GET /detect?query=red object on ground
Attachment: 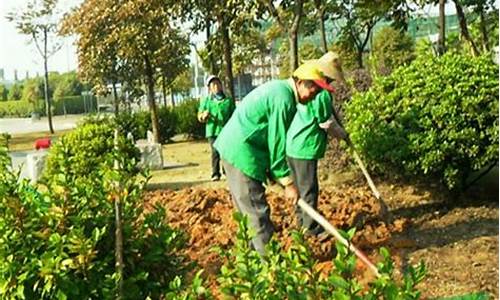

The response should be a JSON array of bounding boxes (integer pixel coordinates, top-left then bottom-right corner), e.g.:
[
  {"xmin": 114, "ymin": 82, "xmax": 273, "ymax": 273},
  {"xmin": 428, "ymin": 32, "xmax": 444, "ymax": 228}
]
[{"xmin": 34, "ymin": 138, "xmax": 51, "ymax": 150}]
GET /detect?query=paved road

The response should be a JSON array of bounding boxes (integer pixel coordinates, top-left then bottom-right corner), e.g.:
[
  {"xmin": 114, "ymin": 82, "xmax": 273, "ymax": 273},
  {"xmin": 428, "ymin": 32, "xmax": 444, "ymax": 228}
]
[{"xmin": 0, "ymin": 115, "xmax": 84, "ymax": 134}]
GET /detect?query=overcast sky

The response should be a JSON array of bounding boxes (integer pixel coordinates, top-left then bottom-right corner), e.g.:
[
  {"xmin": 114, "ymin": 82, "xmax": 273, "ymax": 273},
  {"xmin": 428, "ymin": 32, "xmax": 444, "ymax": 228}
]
[{"xmin": 0, "ymin": 0, "xmax": 494, "ymax": 81}]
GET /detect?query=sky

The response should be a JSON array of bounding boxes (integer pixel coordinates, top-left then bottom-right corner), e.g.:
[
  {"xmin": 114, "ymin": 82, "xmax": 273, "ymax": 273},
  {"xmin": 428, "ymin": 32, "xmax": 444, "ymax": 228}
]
[{"xmin": 0, "ymin": 0, "xmax": 494, "ymax": 82}]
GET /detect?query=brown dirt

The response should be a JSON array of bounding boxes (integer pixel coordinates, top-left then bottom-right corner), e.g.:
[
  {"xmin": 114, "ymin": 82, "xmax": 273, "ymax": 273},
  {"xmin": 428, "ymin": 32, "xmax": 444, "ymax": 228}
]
[
  {"xmin": 143, "ymin": 186, "xmax": 408, "ymax": 296},
  {"xmin": 145, "ymin": 138, "xmax": 499, "ymax": 299}
]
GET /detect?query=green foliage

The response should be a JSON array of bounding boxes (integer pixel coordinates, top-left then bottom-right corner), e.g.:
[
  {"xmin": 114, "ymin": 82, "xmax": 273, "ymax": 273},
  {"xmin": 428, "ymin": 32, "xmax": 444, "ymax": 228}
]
[
  {"xmin": 43, "ymin": 117, "xmax": 141, "ymax": 186},
  {"xmin": 116, "ymin": 99, "xmax": 206, "ymax": 141},
  {"xmin": 440, "ymin": 292, "xmax": 490, "ymax": 300},
  {"xmin": 0, "ymin": 84, "xmax": 8, "ymax": 101},
  {"xmin": 345, "ymin": 53, "xmax": 499, "ymax": 189},
  {"xmin": 0, "ymin": 100, "xmax": 43, "ymax": 117},
  {"xmin": 53, "ymin": 72, "xmax": 84, "ymax": 100},
  {"xmin": 173, "ymin": 100, "xmax": 204, "ymax": 139},
  {"xmin": 114, "ymin": 111, "xmax": 150, "ymax": 141},
  {"xmin": 0, "ymin": 133, "xmax": 11, "ymax": 149},
  {"xmin": 278, "ymin": 40, "xmax": 324, "ymax": 78},
  {"xmin": 8, "ymin": 83, "xmax": 23, "ymax": 100},
  {"xmin": 115, "ymin": 107, "xmax": 177, "ymax": 143},
  {"xmin": 0, "ymin": 129, "xmax": 194, "ymax": 299},
  {"xmin": 331, "ymin": 41, "xmax": 359, "ymax": 72},
  {"xmin": 22, "ymin": 78, "xmax": 44, "ymax": 103},
  {"xmin": 52, "ymin": 96, "xmax": 97, "ymax": 115},
  {"xmin": 216, "ymin": 213, "xmax": 426, "ymax": 299},
  {"xmin": 370, "ymin": 26, "xmax": 415, "ymax": 75}
]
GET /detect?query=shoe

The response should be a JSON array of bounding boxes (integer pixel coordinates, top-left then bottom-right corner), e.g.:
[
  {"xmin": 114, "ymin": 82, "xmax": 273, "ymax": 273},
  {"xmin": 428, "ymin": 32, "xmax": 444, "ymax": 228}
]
[{"xmin": 211, "ymin": 175, "xmax": 220, "ymax": 182}]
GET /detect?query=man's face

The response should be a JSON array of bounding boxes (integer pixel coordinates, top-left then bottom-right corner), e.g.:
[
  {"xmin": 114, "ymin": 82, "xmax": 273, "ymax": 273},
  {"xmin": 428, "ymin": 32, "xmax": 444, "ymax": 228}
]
[
  {"xmin": 209, "ymin": 80, "xmax": 222, "ymax": 94},
  {"xmin": 296, "ymin": 80, "xmax": 321, "ymax": 104}
]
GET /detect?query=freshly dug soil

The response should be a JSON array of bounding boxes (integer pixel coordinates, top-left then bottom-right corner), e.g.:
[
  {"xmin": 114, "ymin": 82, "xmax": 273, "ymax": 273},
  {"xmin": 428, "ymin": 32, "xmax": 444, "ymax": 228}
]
[{"xmin": 143, "ymin": 186, "xmax": 408, "ymax": 295}]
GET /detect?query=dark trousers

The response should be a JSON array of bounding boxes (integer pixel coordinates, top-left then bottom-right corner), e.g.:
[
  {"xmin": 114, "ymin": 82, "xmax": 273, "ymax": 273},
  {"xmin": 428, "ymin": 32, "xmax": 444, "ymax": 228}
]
[
  {"xmin": 222, "ymin": 160, "xmax": 273, "ymax": 255},
  {"xmin": 287, "ymin": 156, "xmax": 322, "ymax": 234},
  {"xmin": 208, "ymin": 137, "xmax": 221, "ymax": 178}
]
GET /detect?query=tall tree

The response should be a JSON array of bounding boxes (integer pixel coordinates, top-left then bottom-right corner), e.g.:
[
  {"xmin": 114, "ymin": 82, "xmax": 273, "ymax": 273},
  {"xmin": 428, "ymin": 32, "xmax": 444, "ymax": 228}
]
[
  {"xmin": 64, "ymin": 0, "xmax": 190, "ymax": 142},
  {"xmin": 313, "ymin": 0, "xmax": 340, "ymax": 53},
  {"xmin": 7, "ymin": 0, "xmax": 62, "ymax": 133},
  {"xmin": 335, "ymin": 0, "xmax": 389, "ymax": 68},
  {"xmin": 61, "ymin": 0, "xmax": 126, "ymax": 115},
  {"xmin": 259, "ymin": 0, "xmax": 306, "ymax": 73},
  {"xmin": 452, "ymin": 0, "xmax": 481, "ymax": 56},
  {"xmin": 175, "ymin": 0, "xmax": 250, "ymax": 99},
  {"xmin": 438, "ymin": 0, "xmax": 446, "ymax": 55}
]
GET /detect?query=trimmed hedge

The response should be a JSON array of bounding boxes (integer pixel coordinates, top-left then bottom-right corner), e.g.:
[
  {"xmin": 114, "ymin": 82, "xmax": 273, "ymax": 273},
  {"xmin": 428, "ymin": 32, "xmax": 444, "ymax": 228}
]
[
  {"xmin": 115, "ymin": 99, "xmax": 204, "ymax": 143},
  {"xmin": 53, "ymin": 95, "xmax": 97, "ymax": 115},
  {"xmin": 0, "ymin": 100, "xmax": 42, "ymax": 118},
  {"xmin": 0, "ymin": 96, "xmax": 96, "ymax": 118},
  {"xmin": 345, "ymin": 53, "xmax": 499, "ymax": 190}
]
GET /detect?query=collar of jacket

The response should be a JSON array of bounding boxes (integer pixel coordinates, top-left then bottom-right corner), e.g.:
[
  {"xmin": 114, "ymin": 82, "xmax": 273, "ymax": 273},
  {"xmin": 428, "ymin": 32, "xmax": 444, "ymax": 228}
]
[{"xmin": 287, "ymin": 78, "xmax": 299, "ymax": 103}]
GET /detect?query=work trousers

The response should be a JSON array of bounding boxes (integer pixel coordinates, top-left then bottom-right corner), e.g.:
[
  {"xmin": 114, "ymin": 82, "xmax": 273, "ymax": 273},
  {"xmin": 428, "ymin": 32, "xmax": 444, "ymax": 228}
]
[
  {"xmin": 222, "ymin": 160, "xmax": 273, "ymax": 255},
  {"xmin": 287, "ymin": 156, "xmax": 322, "ymax": 235},
  {"xmin": 208, "ymin": 137, "xmax": 221, "ymax": 178}
]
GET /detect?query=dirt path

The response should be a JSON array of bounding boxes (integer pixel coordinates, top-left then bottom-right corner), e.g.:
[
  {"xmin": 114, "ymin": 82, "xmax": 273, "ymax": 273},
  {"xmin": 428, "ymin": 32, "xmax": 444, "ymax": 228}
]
[{"xmin": 147, "ymin": 138, "xmax": 499, "ymax": 299}]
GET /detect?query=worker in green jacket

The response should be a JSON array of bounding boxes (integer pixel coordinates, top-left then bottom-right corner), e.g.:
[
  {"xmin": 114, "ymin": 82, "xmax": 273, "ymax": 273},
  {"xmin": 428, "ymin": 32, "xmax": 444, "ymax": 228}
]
[
  {"xmin": 198, "ymin": 75, "xmax": 235, "ymax": 181},
  {"xmin": 214, "ymin": 62, "xmax": 334, "ymax": 255},
  {"xmin": 286, "ymin": 52, "xmax": 348, "ymax": 237}
]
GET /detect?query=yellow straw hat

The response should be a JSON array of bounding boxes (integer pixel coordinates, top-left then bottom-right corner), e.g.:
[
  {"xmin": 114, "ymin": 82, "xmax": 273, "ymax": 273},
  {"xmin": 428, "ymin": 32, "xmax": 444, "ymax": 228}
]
[
  {"xmin": 293, "ymin": 62, "xmax": 335, "ymax": 92},
  {"xmin": 304, "ymin": 51, "xmax": 343, "ymax": 81}
]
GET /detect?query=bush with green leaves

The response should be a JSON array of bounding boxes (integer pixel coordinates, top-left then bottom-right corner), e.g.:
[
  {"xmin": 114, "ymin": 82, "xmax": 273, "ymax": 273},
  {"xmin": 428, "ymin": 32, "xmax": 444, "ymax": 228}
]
[
  {"xmin": 43, "ymin": 116, "xmax": 141, "ymax": 186},
  {"xmin": 0, "ymin": 141, "xmax": 196, "ymax": 299},
  {"xmin": 172, "ymin": 99, "xmax": 205, "ymax": 139},
  {"xmin": 215, "ymin": 213, "xmax": 426, "ymax": 299},
  {"xmin": 52, "ymin": 96, "xmax": 97, "ymax": 115},
  {"xmin": 345, "ymin": 52, "xmax": 499, "ymax": 189},
  {"xmin": 370, "ymin": 26, "xmax": 415, "ymax": 76},
  {"xmin": 115, "ymin": 107, "xmax": 177, "ymax": 143},
  {"xmin": 0, "ymin": 100, "xmax": 44, "ymax": 117}
]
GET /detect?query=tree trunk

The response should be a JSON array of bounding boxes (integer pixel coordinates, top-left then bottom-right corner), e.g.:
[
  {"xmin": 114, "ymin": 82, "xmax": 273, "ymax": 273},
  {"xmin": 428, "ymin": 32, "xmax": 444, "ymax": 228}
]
[
  {"xmin": 112, "ymin": 82, "xmax": 119, "ymax": 115},
  {"xmin": 453, "ymin": 0, "xmax": 480, "ymax": 56},
  {"xmin": 144, "ymin": 56, "xmax": 160, "ymax": 143},
  {"xmin": 206, "ymin": 17, "xmax": 217, "ymax": 75},
  {"xmin": 113, "ymin": 129, "xmax": 124, "ymax": 300},
  {"xmin": 479, "ymin": 6, "xmax": 490, "ymax": 51},
  {"xmin": 289, "ymin": 0, "xmax": 304, "ymax": 73},
  {"xmin": 161, "ymin": 74, "xmax": 167, "ymax": 107},
  {"xmin": 170, "ymin": 88, "xmax": 175, "ymax": 107},
  {"xmin": 437, "ymin": 0, "xmax": 446, "ymax": 55},
  {"xmin": 220, "ymin": 20, "xmax": 235, "ymax": 99},
  {"xmin": 318, "ymin": 8, "xmax": 328, "ymax": 53},
  {"xmin": 43, "ymin": 27, "xmax": 54, "ymax": 134}
]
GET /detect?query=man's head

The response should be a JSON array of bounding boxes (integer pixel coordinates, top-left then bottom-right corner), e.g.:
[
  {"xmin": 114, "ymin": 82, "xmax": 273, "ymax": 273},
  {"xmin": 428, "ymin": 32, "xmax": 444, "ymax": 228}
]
[
  {"xmin": 206, "ymin": 75, "xmax": 223, "ymax": 95},
  {"xmin": 292, "ymin": 63, "xmax": 334, "ymax": 104}
]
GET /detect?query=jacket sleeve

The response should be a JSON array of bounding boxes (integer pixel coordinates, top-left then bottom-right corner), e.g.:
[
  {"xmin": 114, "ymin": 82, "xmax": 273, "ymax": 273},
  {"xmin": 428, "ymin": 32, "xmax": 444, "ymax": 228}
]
[
  {"xmin": 198, "ymin": 97, "xmax": 207, "ymax": 113},
  {"xmin": 268, "ymin": 97, "xmax": 294, "ymax": 184},
  {"xmin": 313, "ymin": 91, "xmax": 334, "ymax": 123}
]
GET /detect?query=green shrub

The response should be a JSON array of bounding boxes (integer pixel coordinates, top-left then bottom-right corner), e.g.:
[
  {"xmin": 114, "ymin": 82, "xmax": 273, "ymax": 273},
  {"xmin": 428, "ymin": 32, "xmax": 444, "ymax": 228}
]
[
  {"xmin": 173, "ymin": 99, "xmax": 204, "ymax": 139},
  {"xmin": 115, "ymin": 108, "xmax": 176, "ymax": 143},
  {"xmin": 157, "ymin": 106, "xmax": 178, "ymax": 142},
  {"xmin": 52, "ymin": 95, "xmax": 97, "ymax": 115},
  {"xmin": 370, "ymin": 26, "xmax": 415, "ymax": 75},
  {"xmin": 0, "ymin": 100, "xmax": 43, "ymax": 117},
  {"xmin": 0, "ymin": 134, "xmax": 195, "ymax": 299},
  {"xmin": 43, "ymin": 117, "xmax": 140, "ymax": 186},
  {"xmin": 216, "ymin": 213, "xmax": 426, "ymax": 299},
  {"xmin": 345, "ymin": 53, "xmax": 499, "ymax": 189}
]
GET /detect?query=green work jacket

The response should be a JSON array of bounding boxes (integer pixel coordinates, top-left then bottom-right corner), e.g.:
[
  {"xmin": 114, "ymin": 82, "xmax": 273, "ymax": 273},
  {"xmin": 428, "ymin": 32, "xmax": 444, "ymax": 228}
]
[
  {"xmin": 198, "ymin": 94, "xmax": 235, "ymax": 138},
  {"xmin": 214, "ymin": 79, "xmax": 297, "ymax": 183},
  {"xmin": 286, "ymin": 90, "xmax": 334, "ymax": 160}
]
